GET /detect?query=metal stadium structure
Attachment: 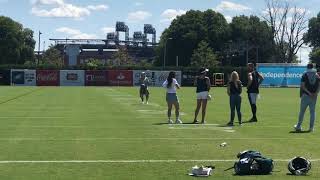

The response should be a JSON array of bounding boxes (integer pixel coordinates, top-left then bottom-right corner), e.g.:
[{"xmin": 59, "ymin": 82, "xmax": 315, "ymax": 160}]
[{"xmin": 50, "ymin": 22, "xmax": 157, "ymax": 66}]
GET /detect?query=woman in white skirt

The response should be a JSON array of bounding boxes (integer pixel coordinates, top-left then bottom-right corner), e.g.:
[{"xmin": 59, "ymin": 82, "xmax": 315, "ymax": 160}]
[{"xmin": 162, "ymin": 71, "xmax": 182, "ymax": 124}]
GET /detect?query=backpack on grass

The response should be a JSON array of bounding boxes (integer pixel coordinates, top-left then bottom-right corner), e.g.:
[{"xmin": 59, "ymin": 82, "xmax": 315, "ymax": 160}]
[{"xmin": 234, "ymin": 150, "xmax": 274, "ymax": 175}]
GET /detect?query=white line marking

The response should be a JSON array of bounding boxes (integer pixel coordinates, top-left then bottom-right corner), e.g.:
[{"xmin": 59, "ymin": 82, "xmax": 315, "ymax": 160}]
[
  {"xmin": 0, "ymin": 137, "xmax": 314, "ymax": 141},
  {"xmin": 0, "ymin": 159, "xmax": 318, "ymax": 164},
  {"xmin": 0, "ymin": 117, "xmax": 64, "ymax": 119}
]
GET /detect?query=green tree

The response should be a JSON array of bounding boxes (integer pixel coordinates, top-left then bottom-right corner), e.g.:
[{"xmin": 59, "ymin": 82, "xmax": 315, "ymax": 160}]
[
  {"xmin": 110, "ymin": 46, "xmax": 134, "ymax": 66},
  {"xmin": 309, "ymin": 48, "xmax": 320, "ymax": 66},
  {"xmin": 156, "ymin": 10, "xmax": 229, "ymax": 67},
  {"xmin": 0, "ymin": 16, "xmax": 35, "ymax": 64},
  {"xmin": 42, "ymin": 45, "xmax": 64, "ymax": 67},
  {"xmin": 228, "ymin": 15, "xmax": 274, "ymax": 65},
  {"xmin": 305, "ymin": 13, "xmax": 320, "ymax": 48},
  {"xmin": 191, "ymin": 41, "xmax": 219, "ymax": 67}
]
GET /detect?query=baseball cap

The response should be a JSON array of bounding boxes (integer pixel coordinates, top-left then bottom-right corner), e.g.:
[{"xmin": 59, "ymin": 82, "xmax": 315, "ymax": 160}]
[{"xmin": 199, "ymin": 68, "xmax": 209, "ymax": 74}]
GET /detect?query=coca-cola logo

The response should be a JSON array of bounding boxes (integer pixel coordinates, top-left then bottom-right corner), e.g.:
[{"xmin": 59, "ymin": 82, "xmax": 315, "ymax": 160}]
[
  {"xmin": 37, "ymin": 73, "xmax": 58, "ymax": 81},
  {"xmin": 67, "ymin": 73, "xmax": 78, "ymax": 81}
]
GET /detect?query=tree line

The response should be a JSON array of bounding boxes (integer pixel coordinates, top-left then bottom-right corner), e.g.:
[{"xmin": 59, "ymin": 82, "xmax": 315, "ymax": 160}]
[{"xmin": 1, "ymin": 0, "xmax": 320, "ymax": 67}]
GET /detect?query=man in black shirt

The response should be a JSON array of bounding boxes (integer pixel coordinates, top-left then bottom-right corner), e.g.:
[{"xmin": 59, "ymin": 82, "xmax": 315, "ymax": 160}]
[
  {"xmin": 247, "ymin": 63, "xmax": 264, "ymax": 122},
  {"xmin": 294, "ymin": 63, "xmax": 320, "ymax": 132}
]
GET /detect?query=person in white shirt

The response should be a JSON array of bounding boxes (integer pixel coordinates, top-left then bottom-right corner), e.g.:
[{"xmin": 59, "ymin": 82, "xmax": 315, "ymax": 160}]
[{"xmin": 162, "ymin": 71, "xmax": 182, "ymax": 124}]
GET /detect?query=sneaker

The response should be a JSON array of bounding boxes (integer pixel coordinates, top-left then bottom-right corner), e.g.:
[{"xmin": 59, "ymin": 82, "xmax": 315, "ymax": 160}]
[
  {"xmin": 168, "ymin": 119, "xmax": 173, "ymax": 124},
  {"xmin": 175, "ymin": 119, "xmax": 183, "ymax": 124},
  {"xmin": 201, "ymin": 121, "xmax": 206, "ymax": 124},
  {"xmin": 146, "ymin": 101, "xmax": 149, "ymax": 105},
  {"xmin": 294, "ymin": 125, "xmax": 302, "ymax": 132},
  {"xmin": 239, "ymin": 121, "xmax": 242, "ymax": 126},
  {"xmin": 193, "ymin": 120, "xmax": 199, "ymax": 124},
  {"xmin": 141, "ymin": 101, "xmax": 144, "ymax": 104},
  {"xmin": 227, "ymin": 122, "xmax": 234, "ymax": 126},
  {"xmin": 308, "ymin": 128, "xmax": 314, "ymax": 132},
  {"xmin": 249, "ymin": 117, "xmax": 257, "ymax": 122}
]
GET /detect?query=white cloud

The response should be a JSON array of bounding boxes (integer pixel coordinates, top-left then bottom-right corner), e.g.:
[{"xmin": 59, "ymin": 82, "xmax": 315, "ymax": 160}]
[
  {"xmin": 101, "ymin": 27, "xmax": 115, "ymax": 34},
  {"xmin": 127, "ymin": 11, "xmax": 152, "ymax": 22},
  {"xmin": 87, "ymin": 5, "xmax": 108, "ymax": 11},
  {"xmin": 31, "ymin": 5, "xmax": 90, "ymax": 18},
  {"xmin": 225, "ymin": 15, "xmax": 233, "ymax": 23},
  {"xmin": 31, "ymin": 0, "xmax": 108, "ymax": 19},
  {"xmin": 32, "ymin": 0, "xmax": 64, "ymax": 6},
  {"xmin": 161, "ymin": 9, "xmax": 186, "ymax": 23},
  {"xmin": 214, "ymin": 1, "xmax": 251, "ymax": 12},
  {"xmin": 56, "ymin": 27, "xmax": 97, "ymax": 39},
  {"xmin": 134, "ymin": 2, "xmax": 143, "ymax": 6}
]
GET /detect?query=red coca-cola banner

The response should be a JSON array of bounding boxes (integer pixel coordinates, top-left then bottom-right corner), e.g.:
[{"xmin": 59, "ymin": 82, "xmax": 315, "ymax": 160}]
[
  {"xmin": 85, "ymin": 70, "xmax": 108, "ymax": 86},
  {"xmin": 36, "ymin": 70, "xmax": 60, "ymax": 86},
  {"xmin": 107, "ymin": 70, "xmax": 133, "ymax": 86}
]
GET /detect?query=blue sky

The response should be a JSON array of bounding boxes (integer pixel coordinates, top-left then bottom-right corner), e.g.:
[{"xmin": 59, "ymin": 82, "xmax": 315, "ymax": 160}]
[{"xmin": 0, "ymin": 0, "xmax": 319, "ymax": 64}]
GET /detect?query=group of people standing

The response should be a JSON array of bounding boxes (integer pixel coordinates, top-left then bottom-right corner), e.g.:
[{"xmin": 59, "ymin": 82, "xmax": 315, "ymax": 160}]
[{"xmin": 138, "ymin": 62, "xmax": 319, "ymax": 132}]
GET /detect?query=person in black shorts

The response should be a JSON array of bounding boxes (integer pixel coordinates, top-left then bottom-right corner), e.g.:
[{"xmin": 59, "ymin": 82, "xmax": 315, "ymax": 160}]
[
  {"xmin": 247, "ymin": 63, "xmax": 264, "ymax": 122},
  {"xmin": 193, "ymin": 68, "xmax": 211, "ymax": 124},
  {"xmin": 139, "ymin": 72, "xmax": 150, "ymax": 104}
]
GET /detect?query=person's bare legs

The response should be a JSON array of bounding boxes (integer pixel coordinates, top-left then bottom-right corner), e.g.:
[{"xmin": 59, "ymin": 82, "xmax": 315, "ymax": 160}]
[
  {"xmin": 173, "ymin": 102, "xmax": 180, "ymax": 119},
  {"xmin": 194, "ymin": 99, "xmax": 202, "ymax": 123},
  {"xmin": 167, "ymin": 102, "xmax": 173, "ymax": 124},
  {"xmin": 201, "ymin": 99, "xmax": 208, "ymax": 123}
]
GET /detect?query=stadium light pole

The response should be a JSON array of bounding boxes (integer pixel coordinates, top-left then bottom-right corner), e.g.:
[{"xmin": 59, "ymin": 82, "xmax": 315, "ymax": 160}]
[
  {"xmin": 163, "ymin": 37, "xmax": 173, "ymax": 69},
  {"xmin": 37, "ymin": 31, "xmax": 42, "ymax": 66}
]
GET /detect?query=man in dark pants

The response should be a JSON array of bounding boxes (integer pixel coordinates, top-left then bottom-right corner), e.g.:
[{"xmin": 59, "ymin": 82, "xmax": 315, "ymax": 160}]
[
  {"xmin": 247, "ymin": 63, "xmax": 264, "ymax": 122},
  {"xmin": 294, "ymin": 63, "xmax": 320, "ymax": 132}
]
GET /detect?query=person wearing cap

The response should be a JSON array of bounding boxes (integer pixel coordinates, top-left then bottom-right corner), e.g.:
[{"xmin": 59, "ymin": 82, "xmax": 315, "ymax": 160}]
[
  {"xmin": 247, "ymin": 62, "xmax": 264, "ymax": 122},
  {"xmin": 294, "ymin": 63, "xmax": 320, "ymax": 132},
  {"xmin": 139, "ymin": 72, "xmax": 150, "ymax": 104},
  {"xmin": 193, "ymin": 68, "xmax": 211, "ymax": 124}
]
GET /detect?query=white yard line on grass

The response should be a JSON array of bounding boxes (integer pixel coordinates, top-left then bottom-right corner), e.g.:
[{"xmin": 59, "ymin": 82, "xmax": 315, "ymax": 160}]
[
  {"xmin": 0, "ymin": 159, "xmax": 319, "ymax": 164},
  {"xmin": 0, "ymin": 117, "xmax": 64, "ymax": 119},
  {"xmin": 0, "ymin": 137, "xmax": 314, "ymax": 141}
]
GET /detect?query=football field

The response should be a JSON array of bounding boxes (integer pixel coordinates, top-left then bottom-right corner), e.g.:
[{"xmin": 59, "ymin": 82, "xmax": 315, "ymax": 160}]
[{"xmin": 0, "ymin": 86, "xmax": 318, "ymax": 179}]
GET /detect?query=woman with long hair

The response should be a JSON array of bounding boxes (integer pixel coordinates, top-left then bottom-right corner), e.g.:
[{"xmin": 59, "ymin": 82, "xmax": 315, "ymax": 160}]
[
  {"xmin": 193, "ymin": 68, "xmax": 211, "ymax": 124},
  {"xmin": 162, "ymin": 71, "xmax": 182, "ymax": 124},
  {"xmin": 227, "ymin": 71, "xmax": 242, "ymax": 126}
]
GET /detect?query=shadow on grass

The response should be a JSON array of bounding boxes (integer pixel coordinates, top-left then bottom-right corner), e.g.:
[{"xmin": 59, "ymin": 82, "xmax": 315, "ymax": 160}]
[
  {"xmin": 289, "ymin": 130, "xmax": 311, "ymax": 134},
  {"xmin": 286, "ymin": 173, "xmax": 310, "ymax": 176},
  {"xmin": 152, "ymin": 122, "xmax": 210, "ymax": 125}
]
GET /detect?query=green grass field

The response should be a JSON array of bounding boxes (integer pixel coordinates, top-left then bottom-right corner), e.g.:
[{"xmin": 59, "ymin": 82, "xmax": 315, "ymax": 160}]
[{"xmin": 0, "ymin": 86, "xmax": 318, "ymax": 179}]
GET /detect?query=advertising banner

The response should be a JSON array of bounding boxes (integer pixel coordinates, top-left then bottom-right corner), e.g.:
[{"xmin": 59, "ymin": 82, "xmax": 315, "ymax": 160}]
[
  {"xmin": 133, "ymin": 70, "xmax": 157, "ymax": 86},
  {"xmin": 36, "ymin": 70, "xmax": 59, "ymax": 86},
  {"xmin": 0, "ymin": 70, "xmax": 11, "ymax": 85},
  {"xmin": 258, "ymin": 65, "xmax": 305, "ymax": 87},
  {"xmin": 11, "ymin": 69, "xmax": 24, "ymax": 85},
  {"xmin": 182, "ymin": 71, "xmax": 197, "ymax": 86},
  {"xmin": 24, "ymin": 70, "xmax": 36, "ymax": 86},
  {"xmin": 107, "ymin": 70, "xmax": 133, "ymax": 86},
  {"xmin": 133, "ymin": 70, "xmax": 182, "ymax": 87},
  {"xmin": 11, "ymin": 69, "xmax": 36, "ymax": 86},
  {"xmin": 60, "ymin": 70, "xmax": 85, "ymax": 86},
  {"xmin": 154, "ymin": 71, "xmax": 182, "ymax": 87},
  {"xmin": 85, "ymin": 70, "xmax": 108, "ymax": 86}
]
